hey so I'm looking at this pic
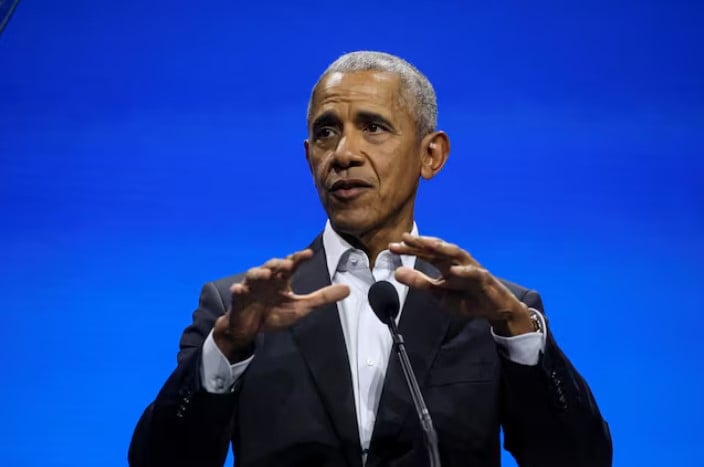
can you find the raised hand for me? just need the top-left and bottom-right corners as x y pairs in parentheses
(213, 249), (350, 362)
(389, 233), (534, 336)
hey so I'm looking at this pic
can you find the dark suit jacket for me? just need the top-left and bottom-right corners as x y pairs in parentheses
(129, 236), (612, 467)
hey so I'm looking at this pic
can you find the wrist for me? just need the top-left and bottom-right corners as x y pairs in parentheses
(213, 315), (256, 363)
(490, 303), (535, 337)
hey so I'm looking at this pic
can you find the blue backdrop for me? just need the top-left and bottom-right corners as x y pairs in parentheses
(1, 1), (702, 466)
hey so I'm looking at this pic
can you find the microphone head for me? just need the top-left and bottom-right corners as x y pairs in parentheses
(368, 280), (400, 325)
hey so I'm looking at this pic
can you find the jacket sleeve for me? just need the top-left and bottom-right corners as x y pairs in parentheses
(128, 282), (238, 467)
(500, 290), (613, 467)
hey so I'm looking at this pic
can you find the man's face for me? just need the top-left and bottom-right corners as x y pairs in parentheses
(305, 71), (423, 238)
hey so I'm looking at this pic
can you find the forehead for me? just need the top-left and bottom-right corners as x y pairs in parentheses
(310, 71), (406, 118)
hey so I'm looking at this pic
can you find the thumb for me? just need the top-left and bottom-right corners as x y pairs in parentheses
(299, 284), (350, 308)
(395, 266), (436, 290)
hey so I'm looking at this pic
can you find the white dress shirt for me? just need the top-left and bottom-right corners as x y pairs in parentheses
(200, 221), (547, 453)
(323, 220), (416, 452)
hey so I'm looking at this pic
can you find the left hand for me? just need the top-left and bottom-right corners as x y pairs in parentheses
(389, 233), (534, 336)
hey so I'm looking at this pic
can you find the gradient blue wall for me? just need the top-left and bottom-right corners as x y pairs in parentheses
(1, 1), (702, 465)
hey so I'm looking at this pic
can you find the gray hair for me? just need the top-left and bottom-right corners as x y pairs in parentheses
(307, 51), (438, 138)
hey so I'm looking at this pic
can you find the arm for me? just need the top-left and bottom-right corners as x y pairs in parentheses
(390, 234), (612, 466)
(129, 250), (350, 467)
(128, 282), (238, 467)
(500, 290), (612, 467)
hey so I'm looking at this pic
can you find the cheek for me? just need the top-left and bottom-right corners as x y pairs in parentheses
(308, 153), (329, 186)
(378, 152), (419, 193)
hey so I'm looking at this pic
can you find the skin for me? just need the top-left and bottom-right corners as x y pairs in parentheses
(303, 71), (435, 262)
(214, 70), (532, 362)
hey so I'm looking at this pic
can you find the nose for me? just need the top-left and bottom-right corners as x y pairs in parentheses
(332, 134), (364, 169)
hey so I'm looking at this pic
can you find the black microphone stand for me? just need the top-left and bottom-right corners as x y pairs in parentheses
(386, 317), (442, 467)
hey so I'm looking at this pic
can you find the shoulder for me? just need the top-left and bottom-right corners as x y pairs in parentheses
(211, 272), (246, 290)
(203, 234), (325, 300)
(200, 272), (246, 309)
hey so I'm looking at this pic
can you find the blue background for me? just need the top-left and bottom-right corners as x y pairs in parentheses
(1, 1), (702, 465)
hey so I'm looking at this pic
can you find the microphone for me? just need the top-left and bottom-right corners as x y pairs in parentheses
(368, 280), (400, 325)
(368, 281), (441, 467)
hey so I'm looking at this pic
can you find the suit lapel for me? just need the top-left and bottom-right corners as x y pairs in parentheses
(289, 237), (362, 467)
(368, 259), (451, 458)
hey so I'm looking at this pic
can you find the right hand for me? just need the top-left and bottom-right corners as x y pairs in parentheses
(213, 248), (350, 362)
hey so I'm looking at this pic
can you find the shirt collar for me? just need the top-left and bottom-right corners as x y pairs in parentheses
(322, 220), (418, 281)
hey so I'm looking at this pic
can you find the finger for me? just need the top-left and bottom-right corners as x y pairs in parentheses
(390, 244), (467, 278)
(273, 248), (313, 276)
(448, 264), (488, 282)
(388, 241), (450, 265)
(263, 257), (287, 269)
(394, 266), (439, 290)
(399, 233), (446, 249)
(388, 241), (417, 255)
(400, 234), (470, 260)
(282, 248), (315, 276)
(257, 249), (313, 281)
(430, 264), (494, 292)
(288, 248), (314, 265)
(262, 257), (296, 279)
(262, 250), (310, 272)
(400, 233), (478, 266)
(297, 284), (350, 309)
(230, 282), (249, 295)
(244, 266), (273, 283)
(391, 236), (476, 270)
(265, 284), (350, 330)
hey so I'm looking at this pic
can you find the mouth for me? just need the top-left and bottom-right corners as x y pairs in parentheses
(328, 178), (373, 201)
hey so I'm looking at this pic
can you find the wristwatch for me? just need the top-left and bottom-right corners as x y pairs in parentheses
(528, 308), (545, 334)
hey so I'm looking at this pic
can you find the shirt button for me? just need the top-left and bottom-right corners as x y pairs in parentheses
(366, 358), (375, 367)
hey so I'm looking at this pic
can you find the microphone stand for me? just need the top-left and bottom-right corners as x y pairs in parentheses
(387, 318), (442, 467)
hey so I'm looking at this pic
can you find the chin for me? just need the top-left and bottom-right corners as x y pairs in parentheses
(327, 211), (374, 237)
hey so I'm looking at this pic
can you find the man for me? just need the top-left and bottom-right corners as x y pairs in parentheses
(129, 51), (612, 467)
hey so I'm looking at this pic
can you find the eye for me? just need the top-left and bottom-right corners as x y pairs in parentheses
(314, 127), (337, 141)
(365, 122), (386, 134)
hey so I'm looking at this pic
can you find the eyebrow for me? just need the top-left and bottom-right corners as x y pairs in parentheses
(311, 111), (341, 132)
(311, 110), (398, 133)
(355, 111), (396, 132)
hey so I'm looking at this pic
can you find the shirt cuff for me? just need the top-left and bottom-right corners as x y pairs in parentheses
(491, 308), (547, 366)
(200, 329), (254, 393)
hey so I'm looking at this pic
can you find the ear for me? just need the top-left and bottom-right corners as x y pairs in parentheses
(420, 131), (450, 180)
(304, 139), (314, 174)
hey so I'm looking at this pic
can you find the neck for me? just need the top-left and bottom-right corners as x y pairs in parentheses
(338, 217), (414, 266)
